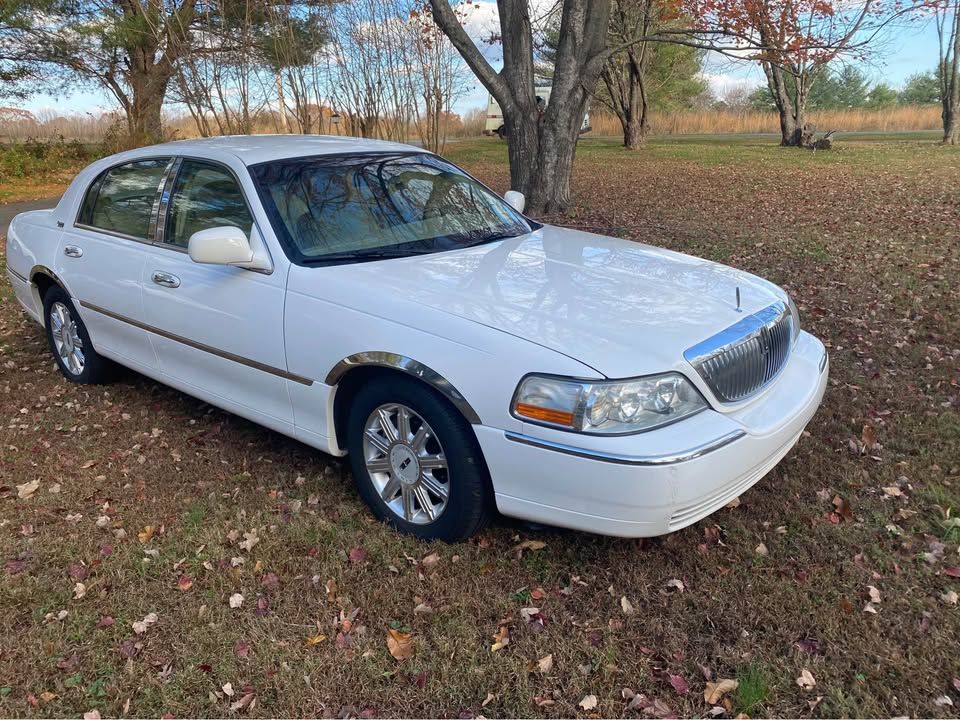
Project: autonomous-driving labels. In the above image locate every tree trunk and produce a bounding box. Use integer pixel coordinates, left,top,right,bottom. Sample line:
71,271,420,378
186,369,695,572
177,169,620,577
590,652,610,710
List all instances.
126,73,168,145
429,0,609,215
276,73,289,133
941,2,960,144
762,61,810,146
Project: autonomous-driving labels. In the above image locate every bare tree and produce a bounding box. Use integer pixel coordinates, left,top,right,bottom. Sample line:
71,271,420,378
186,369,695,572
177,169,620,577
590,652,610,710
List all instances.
429,0,615,213
938,0,960,143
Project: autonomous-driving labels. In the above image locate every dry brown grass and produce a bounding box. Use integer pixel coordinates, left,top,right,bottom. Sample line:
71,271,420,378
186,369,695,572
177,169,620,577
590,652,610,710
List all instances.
588,105,944,136
1,136,959,718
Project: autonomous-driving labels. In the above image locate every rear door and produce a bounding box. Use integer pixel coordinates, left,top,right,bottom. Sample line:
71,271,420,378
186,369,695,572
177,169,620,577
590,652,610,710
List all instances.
57,157,171,371
138,158,294,430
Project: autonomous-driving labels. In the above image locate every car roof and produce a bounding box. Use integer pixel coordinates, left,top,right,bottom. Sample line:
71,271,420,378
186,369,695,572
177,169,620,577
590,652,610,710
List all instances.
113,134,423,167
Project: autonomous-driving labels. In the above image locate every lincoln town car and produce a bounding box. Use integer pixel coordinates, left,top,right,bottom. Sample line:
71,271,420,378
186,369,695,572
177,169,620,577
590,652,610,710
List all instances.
5,136,828,541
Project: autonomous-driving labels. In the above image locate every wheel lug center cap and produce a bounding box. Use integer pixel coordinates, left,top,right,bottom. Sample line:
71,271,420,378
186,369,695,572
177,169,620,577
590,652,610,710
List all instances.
390,445,420,485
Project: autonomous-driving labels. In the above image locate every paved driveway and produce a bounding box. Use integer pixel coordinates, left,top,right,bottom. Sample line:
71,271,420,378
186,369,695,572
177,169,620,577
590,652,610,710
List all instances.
0,197,60,237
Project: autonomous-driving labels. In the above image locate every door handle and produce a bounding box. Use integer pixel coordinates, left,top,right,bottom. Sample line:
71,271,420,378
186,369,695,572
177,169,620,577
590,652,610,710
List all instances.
63,245,83,258
151,271,181,288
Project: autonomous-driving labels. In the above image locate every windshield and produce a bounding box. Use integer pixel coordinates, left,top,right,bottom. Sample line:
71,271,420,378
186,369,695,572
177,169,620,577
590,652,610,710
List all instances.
249,152,536,264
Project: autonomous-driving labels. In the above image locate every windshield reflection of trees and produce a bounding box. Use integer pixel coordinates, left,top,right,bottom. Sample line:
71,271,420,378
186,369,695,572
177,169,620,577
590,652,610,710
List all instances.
261,154,529,257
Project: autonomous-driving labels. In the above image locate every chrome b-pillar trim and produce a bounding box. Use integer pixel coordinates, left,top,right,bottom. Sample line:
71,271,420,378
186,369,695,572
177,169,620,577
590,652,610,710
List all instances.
325,352,482,425
503,429,746,466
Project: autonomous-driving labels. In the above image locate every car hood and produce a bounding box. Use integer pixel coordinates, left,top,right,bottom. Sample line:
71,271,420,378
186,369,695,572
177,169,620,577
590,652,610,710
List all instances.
331,225,786,379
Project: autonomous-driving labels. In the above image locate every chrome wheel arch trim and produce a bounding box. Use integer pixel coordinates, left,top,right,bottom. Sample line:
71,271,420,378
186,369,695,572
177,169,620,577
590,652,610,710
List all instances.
325,352,482,425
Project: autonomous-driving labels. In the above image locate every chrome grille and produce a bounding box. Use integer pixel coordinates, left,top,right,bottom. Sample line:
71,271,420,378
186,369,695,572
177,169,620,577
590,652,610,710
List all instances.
684,302,793,403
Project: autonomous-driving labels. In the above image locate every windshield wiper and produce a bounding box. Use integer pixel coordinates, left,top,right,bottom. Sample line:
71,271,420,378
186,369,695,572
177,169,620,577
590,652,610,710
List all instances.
300,247,434,265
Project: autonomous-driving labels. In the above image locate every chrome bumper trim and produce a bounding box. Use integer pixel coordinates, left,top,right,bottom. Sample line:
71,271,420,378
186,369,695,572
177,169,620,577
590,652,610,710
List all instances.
503,429,746,466
7,267,28,283
819,348,828,373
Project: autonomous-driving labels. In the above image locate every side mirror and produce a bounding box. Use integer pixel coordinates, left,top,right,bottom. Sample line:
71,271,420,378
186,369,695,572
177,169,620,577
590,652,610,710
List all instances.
188,226,254,266
504,190,525,213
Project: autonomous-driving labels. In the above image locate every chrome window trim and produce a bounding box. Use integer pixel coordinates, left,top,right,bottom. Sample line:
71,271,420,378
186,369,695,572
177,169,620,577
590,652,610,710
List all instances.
325,351,481,425
79,301,312,386
152,157,182,245
683,301,793,404
503,429,746,466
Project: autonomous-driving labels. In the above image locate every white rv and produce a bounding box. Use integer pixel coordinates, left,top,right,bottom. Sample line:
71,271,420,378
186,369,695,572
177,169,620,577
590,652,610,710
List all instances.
484,85,590,137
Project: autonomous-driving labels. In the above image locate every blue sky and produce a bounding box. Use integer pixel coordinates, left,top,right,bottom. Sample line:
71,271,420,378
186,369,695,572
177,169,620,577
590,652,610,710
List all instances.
18,21,944,118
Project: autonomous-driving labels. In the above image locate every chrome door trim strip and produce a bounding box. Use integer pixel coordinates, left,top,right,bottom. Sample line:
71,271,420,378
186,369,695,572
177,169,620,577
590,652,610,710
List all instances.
503,429,746,466
325,351,481,424
7,267,28,283
78,301,313,386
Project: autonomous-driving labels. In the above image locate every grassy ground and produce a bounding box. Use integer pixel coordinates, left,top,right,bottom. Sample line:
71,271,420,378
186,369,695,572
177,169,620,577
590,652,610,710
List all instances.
2,135,959,718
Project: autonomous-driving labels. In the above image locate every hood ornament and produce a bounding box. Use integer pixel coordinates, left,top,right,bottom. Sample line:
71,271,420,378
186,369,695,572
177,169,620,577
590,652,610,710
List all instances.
735,286,742,313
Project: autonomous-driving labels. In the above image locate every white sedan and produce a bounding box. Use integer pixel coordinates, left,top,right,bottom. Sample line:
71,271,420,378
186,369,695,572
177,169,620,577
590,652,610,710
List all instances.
5,136,828,541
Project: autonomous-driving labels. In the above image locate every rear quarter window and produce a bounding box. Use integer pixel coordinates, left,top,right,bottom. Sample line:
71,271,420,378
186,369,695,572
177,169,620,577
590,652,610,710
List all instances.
78,159,170,239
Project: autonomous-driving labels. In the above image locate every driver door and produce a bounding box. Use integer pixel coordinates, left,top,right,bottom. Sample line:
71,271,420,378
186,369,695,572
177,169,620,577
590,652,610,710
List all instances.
138,158,294,431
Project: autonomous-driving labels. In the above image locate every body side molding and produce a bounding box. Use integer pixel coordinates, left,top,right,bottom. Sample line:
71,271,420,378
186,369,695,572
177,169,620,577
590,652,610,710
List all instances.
325,352,482,425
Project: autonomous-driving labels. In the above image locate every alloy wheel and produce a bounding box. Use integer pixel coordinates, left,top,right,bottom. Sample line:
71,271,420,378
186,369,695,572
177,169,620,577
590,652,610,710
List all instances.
362,403,450,524
49,301,85,375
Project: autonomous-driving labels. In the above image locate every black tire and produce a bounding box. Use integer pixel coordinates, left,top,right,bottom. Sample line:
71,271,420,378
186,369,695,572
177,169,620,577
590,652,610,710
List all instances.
496,124,507,140
42,286,113,385
346,375,492,542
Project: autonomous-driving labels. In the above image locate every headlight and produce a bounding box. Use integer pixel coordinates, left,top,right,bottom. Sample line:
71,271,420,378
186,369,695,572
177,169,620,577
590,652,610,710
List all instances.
511,372,707,435
787,295,801,343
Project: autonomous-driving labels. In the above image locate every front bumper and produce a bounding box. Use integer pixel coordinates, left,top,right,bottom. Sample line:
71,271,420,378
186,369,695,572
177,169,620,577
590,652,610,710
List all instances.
476,331,828,537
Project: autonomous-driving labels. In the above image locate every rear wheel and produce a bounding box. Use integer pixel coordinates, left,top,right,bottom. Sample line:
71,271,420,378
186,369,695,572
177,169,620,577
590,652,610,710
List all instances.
43,286,113,384
346,376,491,541
496,124,507,139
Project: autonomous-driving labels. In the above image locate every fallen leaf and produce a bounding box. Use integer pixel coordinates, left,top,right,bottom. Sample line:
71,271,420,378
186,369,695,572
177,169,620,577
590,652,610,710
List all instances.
669,673,689,694
16,480,40,499
230,693,256,712
234,640,251,659
73,582,86,600
579,694,598,710
131,612,158,634
620,596,635,615
177,575,193,592
491,624,510,652
348,546,367,564
386,627,414,661
796,669,816,691
832,496,853,522
882,486,902,497
137,525,155,544
83,711,101,720
944,566,960,578
867,585,881,603
537,654,553,674
941,590,958,605
666,578,685,593
421,552,440,570
704,679,738,704
482,692,495,707
305,633,326,646
514,539,547,555
229,593,244,609
239,531,259,552
222,682,235,697
934,696,953,707
755,543,769,557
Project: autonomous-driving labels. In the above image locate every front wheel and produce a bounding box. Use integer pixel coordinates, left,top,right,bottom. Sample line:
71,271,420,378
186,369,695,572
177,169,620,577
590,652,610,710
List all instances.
346,376,492,542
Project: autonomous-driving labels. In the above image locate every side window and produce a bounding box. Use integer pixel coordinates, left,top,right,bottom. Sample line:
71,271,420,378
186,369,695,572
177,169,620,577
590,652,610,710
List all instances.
80,159,169,239
165,160,253,249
